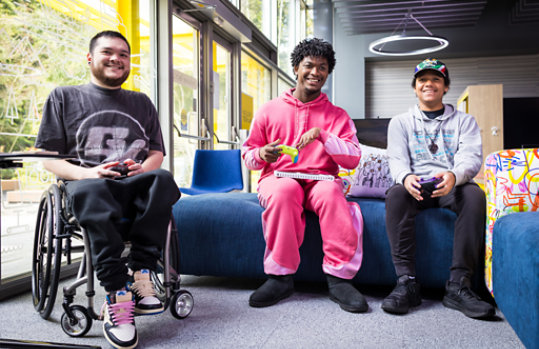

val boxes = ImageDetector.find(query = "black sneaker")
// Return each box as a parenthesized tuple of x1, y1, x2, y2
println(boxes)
(381, 275, 421, 315)
(442, 277, 495, 319)
(326, 275, 368, 313)
(249, 275, 294, 307)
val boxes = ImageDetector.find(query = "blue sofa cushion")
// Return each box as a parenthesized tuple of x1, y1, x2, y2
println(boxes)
(173, 192, 465, 288)
(493, 212, 539, 349)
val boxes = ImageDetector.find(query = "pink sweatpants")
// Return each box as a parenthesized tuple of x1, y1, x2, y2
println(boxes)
(257, 174, 364, 279)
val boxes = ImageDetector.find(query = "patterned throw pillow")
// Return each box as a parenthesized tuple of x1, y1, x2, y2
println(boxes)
(340, 144, 393, 198)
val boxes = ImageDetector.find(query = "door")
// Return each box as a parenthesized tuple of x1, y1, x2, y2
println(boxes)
(171, 13, 206, 188)
(212, 37, 237, 149)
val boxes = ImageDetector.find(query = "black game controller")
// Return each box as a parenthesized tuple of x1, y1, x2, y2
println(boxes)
(110, 162, 129, 179)
(419, 177, 442, 198)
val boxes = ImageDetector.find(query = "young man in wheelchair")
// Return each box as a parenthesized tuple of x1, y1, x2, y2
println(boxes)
(35, 30, 180, 349)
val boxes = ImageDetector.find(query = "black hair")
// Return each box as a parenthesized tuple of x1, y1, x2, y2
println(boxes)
(89, 30, 131, 54)
(290, 38, 336, 75)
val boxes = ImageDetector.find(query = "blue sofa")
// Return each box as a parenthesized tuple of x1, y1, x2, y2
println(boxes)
(172, 118, 485, 290)
(172, 192, 464, 288)
(492, 212, 539, 349)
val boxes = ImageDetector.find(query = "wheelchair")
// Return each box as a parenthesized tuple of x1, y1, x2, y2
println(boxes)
(31, 180, 193, 337)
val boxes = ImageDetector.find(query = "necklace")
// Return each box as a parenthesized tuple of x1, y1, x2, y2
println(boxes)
(420, 114, 443, 155)
(428, 140, 438, 154)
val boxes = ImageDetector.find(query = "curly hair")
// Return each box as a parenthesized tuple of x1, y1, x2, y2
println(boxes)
(290, 38, 336, 75)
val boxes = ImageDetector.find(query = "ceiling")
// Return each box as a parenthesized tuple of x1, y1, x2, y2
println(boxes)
(332, 0, 539, 36)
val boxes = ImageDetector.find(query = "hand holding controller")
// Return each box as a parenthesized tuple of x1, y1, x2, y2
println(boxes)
(419, 177, 442, 198)
(276, 145, 299, 163)
(110, 162, 129, 179)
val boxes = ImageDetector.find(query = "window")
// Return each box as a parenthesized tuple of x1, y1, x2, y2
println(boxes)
(171, 15, 201, 188)
(240, 50, 272, 191)
(278, 76, 295, 95)
(241, 51, 271, 130)
(239, 0, 313, 78)
(240, 0, 265, 33)
(213, 39, 234, 150)
(0, 0, 155, 289)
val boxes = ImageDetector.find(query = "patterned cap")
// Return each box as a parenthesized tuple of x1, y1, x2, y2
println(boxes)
(414, 58, 448, 78)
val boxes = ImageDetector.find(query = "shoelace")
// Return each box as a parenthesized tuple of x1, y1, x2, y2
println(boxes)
(110, 300, 135, 325)
(131, 279, 156, 298)
(101, 299, 135, 325)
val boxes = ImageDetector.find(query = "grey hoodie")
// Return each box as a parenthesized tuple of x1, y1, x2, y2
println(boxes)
(387, 104, 482, 186)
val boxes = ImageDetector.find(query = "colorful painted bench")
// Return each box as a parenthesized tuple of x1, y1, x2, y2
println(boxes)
(484, 148, 539, 349)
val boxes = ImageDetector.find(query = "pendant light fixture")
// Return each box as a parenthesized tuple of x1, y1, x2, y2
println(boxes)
(369, 10, 449, 56)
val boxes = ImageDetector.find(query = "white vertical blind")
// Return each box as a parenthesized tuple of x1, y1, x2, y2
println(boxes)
(366, 54, 539, 119)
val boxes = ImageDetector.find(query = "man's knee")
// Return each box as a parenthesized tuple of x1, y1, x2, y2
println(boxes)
(310, 180, 344, 198)
(460, 183, 486, 207)
(151, 168, 175, 182)
(265, 178, 303, 201)
(386, 184, 412, 207)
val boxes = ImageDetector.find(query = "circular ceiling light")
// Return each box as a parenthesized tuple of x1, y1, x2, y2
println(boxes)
(369, 11, 450, 56)
(369, 35, 449, 56)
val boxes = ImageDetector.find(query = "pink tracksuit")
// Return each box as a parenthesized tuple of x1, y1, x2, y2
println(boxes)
(242, 89, 364, 279)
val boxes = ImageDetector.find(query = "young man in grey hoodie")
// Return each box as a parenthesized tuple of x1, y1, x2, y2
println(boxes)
(382, 58, 495, 319)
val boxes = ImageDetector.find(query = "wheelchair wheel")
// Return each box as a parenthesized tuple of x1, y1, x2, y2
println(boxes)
(61, 305, 92, 337)
(170, 290, 194, 319)
(31, 185, 64, 319)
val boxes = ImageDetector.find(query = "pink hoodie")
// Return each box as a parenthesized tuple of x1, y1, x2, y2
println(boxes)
(242, 89, 361, 182)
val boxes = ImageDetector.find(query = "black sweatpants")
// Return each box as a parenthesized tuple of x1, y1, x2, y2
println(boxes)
(65, 169, 181, 292)
(385, 182, 485, 283)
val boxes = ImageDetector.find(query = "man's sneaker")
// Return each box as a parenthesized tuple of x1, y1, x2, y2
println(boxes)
(249, 275, 294, 307)
(381, 275, 421, 315)
(442, 277, 495, 319)
(130, 269, 164, 315)
(102, 289, 138, 349)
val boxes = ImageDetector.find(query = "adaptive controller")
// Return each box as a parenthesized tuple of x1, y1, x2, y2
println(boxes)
(418, 177, 442, 198)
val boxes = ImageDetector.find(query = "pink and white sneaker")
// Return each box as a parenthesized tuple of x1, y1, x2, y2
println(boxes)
(130, 269, 164, 315)
(102, 289, 138, 349)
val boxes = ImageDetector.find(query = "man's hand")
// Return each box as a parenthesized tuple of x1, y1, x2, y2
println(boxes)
(123, 159, 143, 177)
(43, 158, 146, 181)
(296, 127, 321, 150)
(404, 174, 423, 201)
(101, 159, 143, 178)
(90, 162, 124, 179)
(431, 171, 456, 198)
(259, 139, 281, 163)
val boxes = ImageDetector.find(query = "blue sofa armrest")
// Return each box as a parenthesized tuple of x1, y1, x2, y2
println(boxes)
(493, 212, 539, 349)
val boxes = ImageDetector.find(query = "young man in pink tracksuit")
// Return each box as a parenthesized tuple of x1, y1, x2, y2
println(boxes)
(242, 38, 367, 313)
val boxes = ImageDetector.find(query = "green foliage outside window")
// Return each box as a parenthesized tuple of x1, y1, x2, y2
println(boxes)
(0, 0, 93, 157)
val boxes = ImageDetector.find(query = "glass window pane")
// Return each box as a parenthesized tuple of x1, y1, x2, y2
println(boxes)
(241, 0, 263, 33)
(0, 0, 154, 283)
(277, 0, 294, 74)
(213, 41, 232, 150)
(305, 0, 314, 38)
(241, 51, 271, 192)
(172, 16, 200, 188)
(278, 76, 294, 95)
(241, 52, 271, 120)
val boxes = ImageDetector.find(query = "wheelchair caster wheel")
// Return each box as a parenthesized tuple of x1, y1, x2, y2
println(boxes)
(61, 305, 92, 337)
(171, 290, 194, 319)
